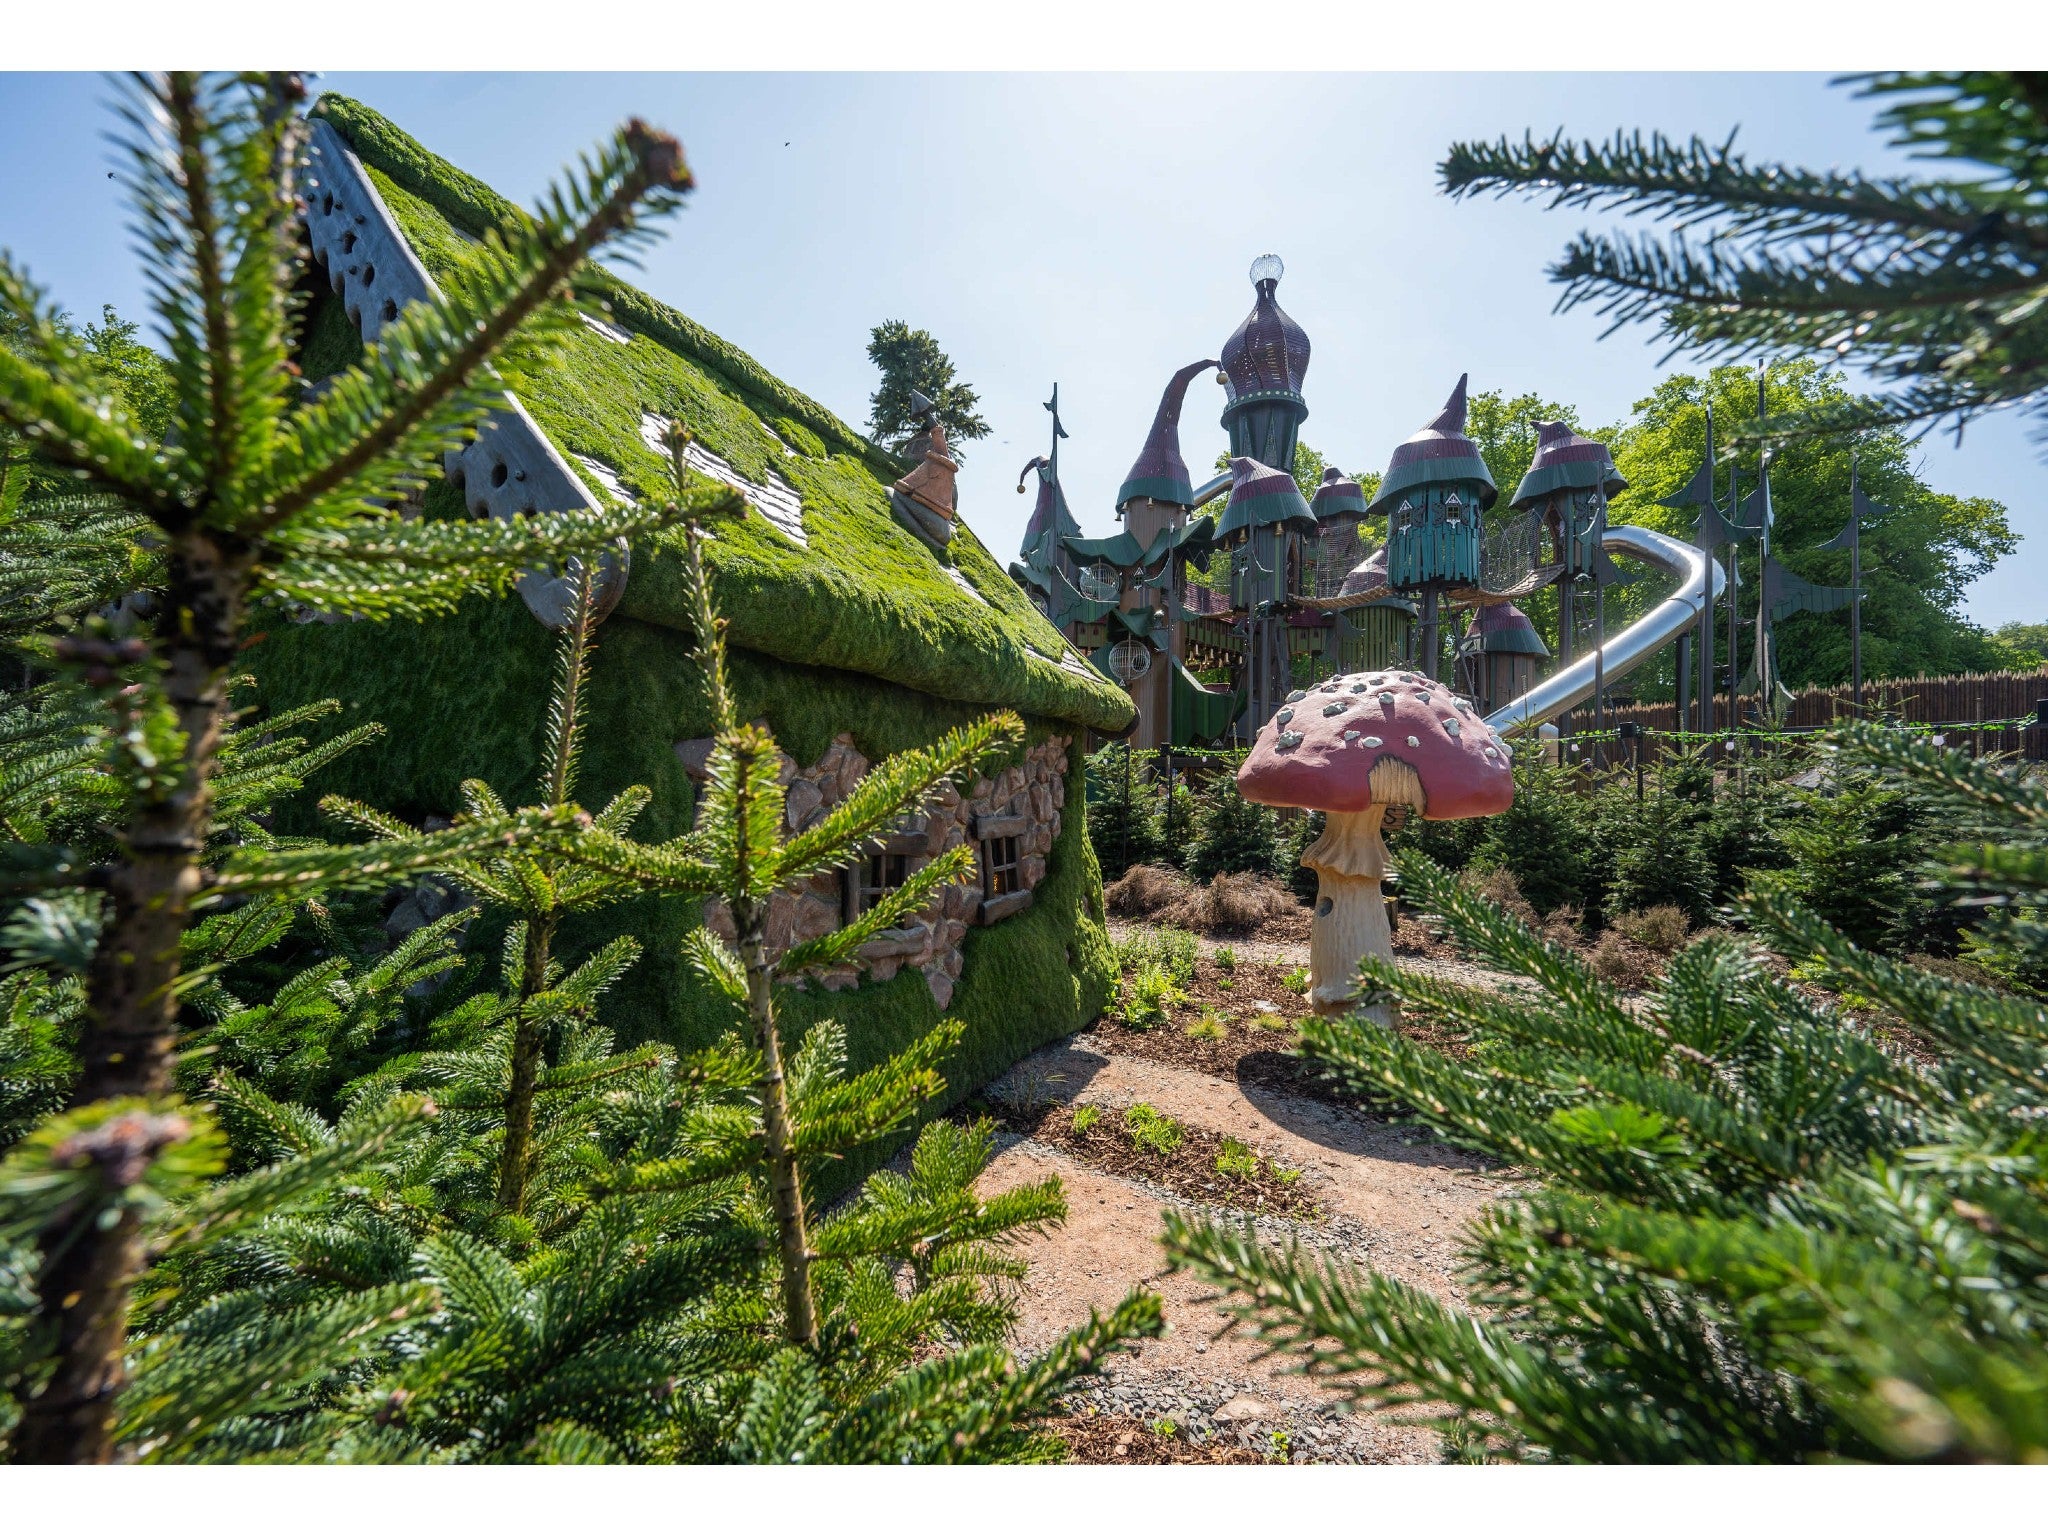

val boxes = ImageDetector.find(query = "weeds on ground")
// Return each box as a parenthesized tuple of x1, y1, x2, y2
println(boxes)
(1115, 964, 1186, 1029)
(1215, 1138, 1261, 1180)
(1113, 925, 1200, 988)
(1186, 1010, 1230, 1041)
(1282, 965, 1310, 995)
(1070, 1104, 1102, 1136)
(1125, 1102, 1184, 1157)
(1214, 946, 1237, 972)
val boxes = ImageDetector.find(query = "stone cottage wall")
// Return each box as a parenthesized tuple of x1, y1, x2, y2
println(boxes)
(684, 730, 1070, 1010)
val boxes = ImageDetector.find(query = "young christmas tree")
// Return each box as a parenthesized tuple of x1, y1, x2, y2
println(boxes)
(1168, 723, 2048, 1462)
(1443, 72, 2048, 448)
(1186, 772, 1280, 883)
(1084, 741, 1158, 880)
(0, 70, 711, 1462)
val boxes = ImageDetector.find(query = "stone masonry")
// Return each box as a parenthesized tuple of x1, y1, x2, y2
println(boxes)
(683, 729, 1070, 1010)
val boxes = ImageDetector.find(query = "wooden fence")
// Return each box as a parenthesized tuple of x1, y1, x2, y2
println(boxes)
(1582, 667, 2048, 762)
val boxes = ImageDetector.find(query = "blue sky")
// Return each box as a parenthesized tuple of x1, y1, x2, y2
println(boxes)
(0, 71, 2036, 626)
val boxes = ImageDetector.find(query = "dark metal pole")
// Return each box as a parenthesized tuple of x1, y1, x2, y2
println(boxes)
(1593, 572, 1607, 769)
(1697, 403, 1716, 738)
(1850, 514, 1864, 713)
(1675, 633, 1691, 733)
(1121, 743, 1130, 873)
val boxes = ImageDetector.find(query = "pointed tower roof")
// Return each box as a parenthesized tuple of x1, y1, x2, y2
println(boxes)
(1337, 544, 1390, 599)
(1013, 452, 1081, 591)
(1310, 465, 1367, 522)
(1218, 255, 1309, 422)
(1475, 599, 1549, 657)
(1364, 374, 1498, 517)
(1213, 455, 1316, 544)
(1118, 358, 1219, 509)
(1509, 419, 1626, 507)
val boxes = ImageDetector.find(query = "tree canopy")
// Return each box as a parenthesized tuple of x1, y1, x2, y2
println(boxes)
(1604, 361, 2018, 689)
(864, 319, 991, 460)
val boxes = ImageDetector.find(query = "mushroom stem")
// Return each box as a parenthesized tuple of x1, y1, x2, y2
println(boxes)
(1299, 804, 1394, 1021)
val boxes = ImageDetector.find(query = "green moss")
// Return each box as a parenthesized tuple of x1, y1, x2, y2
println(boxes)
(249, 596, 1114, 1104)
(271, 94, 1125, 1129)
(299, 288, 363, 381)
(307, 93, 1130, 738)
(310, 92, 890, 477)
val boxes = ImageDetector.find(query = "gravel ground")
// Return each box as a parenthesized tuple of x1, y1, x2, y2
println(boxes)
(965, 1030, 1503, 1465)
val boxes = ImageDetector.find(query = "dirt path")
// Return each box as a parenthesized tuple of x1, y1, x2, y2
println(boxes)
(968, 937, 1516, 1464)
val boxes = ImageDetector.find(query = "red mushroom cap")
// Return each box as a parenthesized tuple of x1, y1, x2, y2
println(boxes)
(1236, 670, 1514, 819)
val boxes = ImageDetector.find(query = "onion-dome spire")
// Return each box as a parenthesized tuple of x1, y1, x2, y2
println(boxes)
(1509, 419, 1627, 508)
(1213, 455, 1316, 544)
(1310, 465, 1367, 523)
(1475, 599, 1550, 657)
(1364, 373, 1498, 518)
(1218, 254, 1310, 468)
(1117, 358, 1219, 509)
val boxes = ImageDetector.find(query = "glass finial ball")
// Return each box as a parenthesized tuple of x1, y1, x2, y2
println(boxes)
(1249, 253, 1285, 286)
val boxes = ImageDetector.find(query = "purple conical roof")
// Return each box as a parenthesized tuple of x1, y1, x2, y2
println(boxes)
(1364, 373, 1498, 516)
(1219, 258, 1309, 406)
(1015, 454, 1079, 578)
(1117, 359, 1218, 508)
(1475, 599, 1549, 657)
(1337, 545, 1389, 599)
(1214, 454, 1315, 543)
(1510, 419, 1627, 506)
(1311, 465, 1368, 522)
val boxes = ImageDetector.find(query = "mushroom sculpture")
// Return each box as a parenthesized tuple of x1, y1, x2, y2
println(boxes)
(1237, 671, 1513, 1019)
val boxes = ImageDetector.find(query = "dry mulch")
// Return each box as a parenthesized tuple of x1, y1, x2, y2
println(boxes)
(980, 1094, 1325, 1222)
(1050, 1412, 1269, 1465)
(1104, 951, 1472, 1096)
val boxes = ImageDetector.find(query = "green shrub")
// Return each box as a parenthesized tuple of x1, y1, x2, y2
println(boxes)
(1765, 769, 1920, 951)
(1213, 946, 1237, 972)
(1086, 742, 1160, 880)
(1184, 772, 1280, 883)
(1464, 755, 1591, 914)
(1070, 1103, 1102, 1135)
(1281, 810, 1325, 905)
(1604, 795, 1714, 928)
(1152, 780, 1200, 872)
(1115, 964, 1183, 1030)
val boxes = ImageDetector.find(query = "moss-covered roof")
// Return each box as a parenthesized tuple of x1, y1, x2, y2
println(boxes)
(307, 94, 1134, 735)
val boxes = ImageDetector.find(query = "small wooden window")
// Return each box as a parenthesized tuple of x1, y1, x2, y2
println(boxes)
(846, 851, 913, 922)
(981, 836, 1022, 897)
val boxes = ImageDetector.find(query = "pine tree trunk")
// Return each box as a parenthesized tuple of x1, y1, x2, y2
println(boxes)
(737, 895, 814, 1347)
(495, 915, 557, 1216)
(13, 533, 244, 1464)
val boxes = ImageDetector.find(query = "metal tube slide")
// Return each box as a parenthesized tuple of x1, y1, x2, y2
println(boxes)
(1186, 474, 1719, 741)
(1485, 524, 1723, 738)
